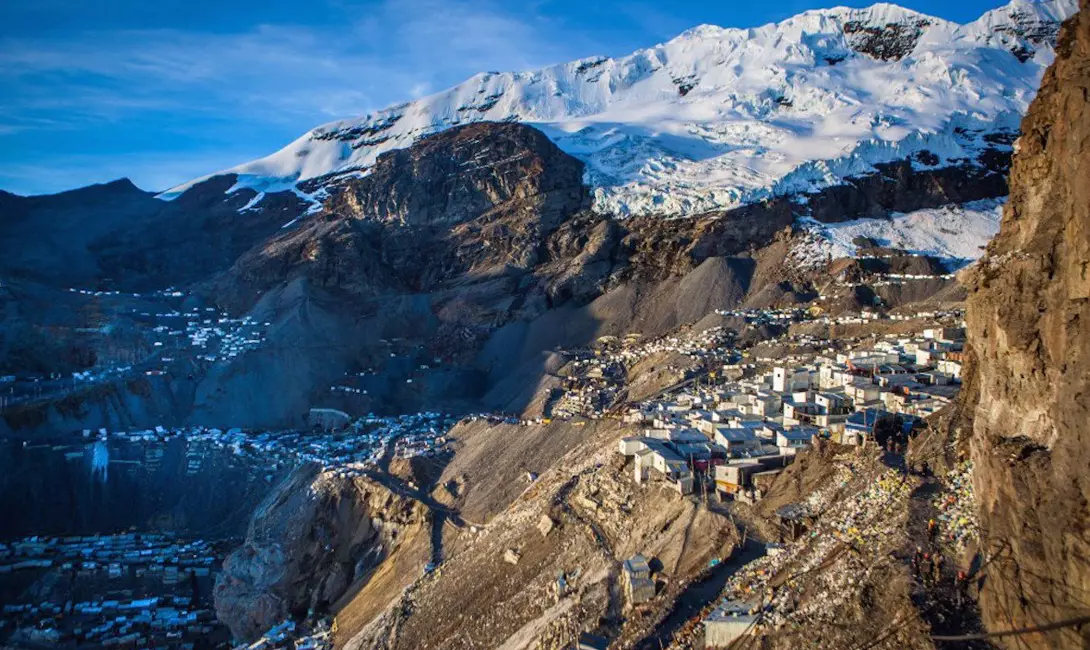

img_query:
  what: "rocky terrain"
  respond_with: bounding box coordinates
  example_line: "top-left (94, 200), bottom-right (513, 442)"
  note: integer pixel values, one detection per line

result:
top-left (957, 2), bottom-right (1090, 647)
top-left (214, 465), bottom-right (431, 641)
top-left (337, 419), bottom-right (739, 650)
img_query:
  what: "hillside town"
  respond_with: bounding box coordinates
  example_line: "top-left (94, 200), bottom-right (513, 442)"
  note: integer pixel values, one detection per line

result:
top-left (0, 311), bottom-right (970, 649)
top-left (612, 322), bottom-right (966, 503)
top-left (0, 289), bottom-right (271, 411)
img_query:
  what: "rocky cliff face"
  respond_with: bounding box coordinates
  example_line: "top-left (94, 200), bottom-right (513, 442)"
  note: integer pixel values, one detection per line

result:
top-left (213, 465), bottom-right (429, 642)
top-left (325, 121), bottom-right (586, 229)
top-left (961, 4), bottom-right (1090, 648)
top-left (213, 122), bottom-right (589, 311)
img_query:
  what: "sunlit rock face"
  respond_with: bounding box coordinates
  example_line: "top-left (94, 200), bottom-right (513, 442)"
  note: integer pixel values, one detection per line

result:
top-left (960, 3), bottom-right (1090, 647)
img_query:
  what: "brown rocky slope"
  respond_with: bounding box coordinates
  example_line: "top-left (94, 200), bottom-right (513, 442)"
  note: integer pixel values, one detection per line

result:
top-left (214, 465), bottom-right (430, 641)
top-left (960, 3), bottom-right (1090, 648)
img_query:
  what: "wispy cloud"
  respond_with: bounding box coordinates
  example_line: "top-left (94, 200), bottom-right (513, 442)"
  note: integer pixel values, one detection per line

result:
top-left (0, 0), bottom-right (604, 194)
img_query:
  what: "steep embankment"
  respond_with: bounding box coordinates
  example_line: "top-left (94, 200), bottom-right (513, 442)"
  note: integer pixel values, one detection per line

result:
top-left (214, 465), bottom-right (430, 642)
top-left (960, 3), bottom-right (1090, 648)
top-left (339, 419), bottom-right (740, 650)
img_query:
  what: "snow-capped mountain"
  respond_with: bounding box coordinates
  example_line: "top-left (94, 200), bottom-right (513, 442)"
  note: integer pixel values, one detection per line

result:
top-left (163, 0), bottom-right (1077, 218)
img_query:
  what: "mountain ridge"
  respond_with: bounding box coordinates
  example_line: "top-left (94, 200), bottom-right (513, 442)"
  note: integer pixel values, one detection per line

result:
top-left (158, 0), bottom-right (1077, 218)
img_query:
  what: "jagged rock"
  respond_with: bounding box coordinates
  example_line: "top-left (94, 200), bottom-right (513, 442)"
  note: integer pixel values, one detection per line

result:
top-left (959, 5), bottom-right (1090, 648)
top-left (844, 17), bottom-right (932, 60)
top-left (329, 121), bottom-right (587, 229)
top-left (503, 548), bottom-right (522, 565)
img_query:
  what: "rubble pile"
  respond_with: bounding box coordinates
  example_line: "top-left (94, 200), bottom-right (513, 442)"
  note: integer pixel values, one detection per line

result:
top-left (700, 459), bottom-right (917, 643)
top-left (571, 464), bottom-right (637, 540)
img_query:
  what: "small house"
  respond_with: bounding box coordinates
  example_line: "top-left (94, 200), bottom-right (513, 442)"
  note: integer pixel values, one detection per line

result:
top-left (713, 427), bottom-right (761, 454)
top-left (623, 554), bottom-right (655, 606)
top-left (776, 429), bottom-right (814, 453)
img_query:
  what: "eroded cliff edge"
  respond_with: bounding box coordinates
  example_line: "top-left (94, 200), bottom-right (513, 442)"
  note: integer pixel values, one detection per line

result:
top-left (213, 466), bottom-right (430, 642)
top-left (961, 2), bottom-right (1090, 647)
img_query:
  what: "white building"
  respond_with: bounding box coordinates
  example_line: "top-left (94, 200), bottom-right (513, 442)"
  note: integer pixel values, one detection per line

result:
top-left (776, 429), bottom-right (815, 454)
top-left (772, 366), bottom-right (813, 394)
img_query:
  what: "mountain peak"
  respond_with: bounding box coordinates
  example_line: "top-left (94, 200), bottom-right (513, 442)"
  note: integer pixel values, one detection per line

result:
top-left (670, 23), bottom-right (733, 42)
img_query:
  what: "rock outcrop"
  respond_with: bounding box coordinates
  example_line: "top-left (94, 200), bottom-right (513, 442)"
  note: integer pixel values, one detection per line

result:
top-left (961, 4), bottom-right (1090, 648)
top-left (213, 465), bottom-right (429, 642)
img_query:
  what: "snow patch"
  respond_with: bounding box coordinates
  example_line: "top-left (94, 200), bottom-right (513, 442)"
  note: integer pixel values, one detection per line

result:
top-left (238, 191), bottom-right (265, 212)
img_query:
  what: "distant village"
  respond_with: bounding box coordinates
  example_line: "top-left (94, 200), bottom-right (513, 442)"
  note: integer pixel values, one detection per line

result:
top-left (0, 533), bottom-right (224, 648)
top-left (1, 288), bottom-right (271, 411)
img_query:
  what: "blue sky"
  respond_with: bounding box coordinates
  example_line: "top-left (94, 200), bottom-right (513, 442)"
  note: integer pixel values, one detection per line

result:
top-left (1, 0), bottom-right (1007, 195)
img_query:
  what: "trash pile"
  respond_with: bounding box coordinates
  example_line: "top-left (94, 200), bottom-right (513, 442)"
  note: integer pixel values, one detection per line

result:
top-left (932, 460), bottom-right (979, 552)
top-left (701, 457), bottom-right (916, 639)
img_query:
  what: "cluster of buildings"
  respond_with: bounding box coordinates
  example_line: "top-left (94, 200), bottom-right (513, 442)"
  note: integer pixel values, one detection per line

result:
top-left (143, 307), bottom-right (270, 365)
top-left (73, 412), bottom-right (457, 476)
top-left (2, 291), bottom-right (272, 410)
top-left (0, 534), bottom-right (223, 648)
top-left (71, 286), bottom-right (270, 370)
top-left (712, 307), bottom-right (812, 327)
top-left (616, 326), bottom-right (966, 502)
top-left (66, 288), bottom-right (187, 300)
